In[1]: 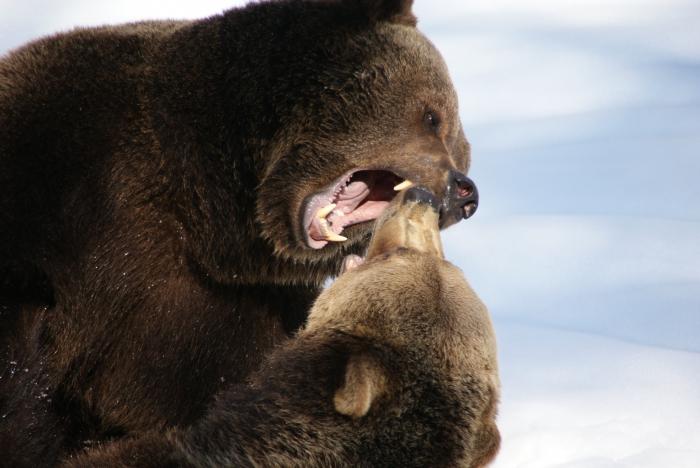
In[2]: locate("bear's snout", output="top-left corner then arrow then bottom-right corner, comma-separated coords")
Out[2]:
365,186 -> 444,260
403,186 -> 440,210
440,170 -> 479,228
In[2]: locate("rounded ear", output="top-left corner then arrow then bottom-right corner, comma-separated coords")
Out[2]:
334,353 -> 387,418
353,0 -> 417,26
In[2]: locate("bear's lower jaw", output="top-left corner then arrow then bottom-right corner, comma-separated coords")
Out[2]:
302,169 -> 404,249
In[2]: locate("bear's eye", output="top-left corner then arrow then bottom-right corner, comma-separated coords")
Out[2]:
423,110 -> 441,133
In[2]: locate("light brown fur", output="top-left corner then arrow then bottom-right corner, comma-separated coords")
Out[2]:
304,188 -> 501,466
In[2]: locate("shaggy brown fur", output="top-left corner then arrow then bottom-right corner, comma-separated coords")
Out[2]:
64,188 -> 500,467
0,0 -> 477,464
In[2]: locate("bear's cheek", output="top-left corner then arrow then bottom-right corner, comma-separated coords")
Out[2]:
256,116 -> 471,254
367,135 -> 464,202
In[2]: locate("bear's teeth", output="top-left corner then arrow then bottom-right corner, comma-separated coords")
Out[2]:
316,203 -> 337,219
319,218 -> 347,242
393,180 -> 414,191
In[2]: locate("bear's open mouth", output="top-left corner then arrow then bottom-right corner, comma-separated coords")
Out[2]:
302,169 -> 404,249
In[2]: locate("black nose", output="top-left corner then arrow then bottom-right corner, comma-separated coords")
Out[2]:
451,171 -> 479,219
440,170 -> 479,228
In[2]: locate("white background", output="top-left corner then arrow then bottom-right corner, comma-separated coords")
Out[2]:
2,1 -> 699,466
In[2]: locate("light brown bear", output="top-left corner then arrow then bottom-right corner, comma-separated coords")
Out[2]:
65,187 -> 499,467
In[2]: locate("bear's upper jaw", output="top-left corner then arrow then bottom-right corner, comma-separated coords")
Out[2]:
303,169 -> 404,250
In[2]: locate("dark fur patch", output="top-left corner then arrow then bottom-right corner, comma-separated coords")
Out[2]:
1,0 -> 472,464
356,0 -> 417,26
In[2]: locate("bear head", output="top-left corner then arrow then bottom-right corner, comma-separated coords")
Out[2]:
165,0 -> 476,286
256,0 -> 473,258
303,187 -> 500,466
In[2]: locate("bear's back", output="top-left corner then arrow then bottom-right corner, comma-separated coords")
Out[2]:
0,21 -> 184,263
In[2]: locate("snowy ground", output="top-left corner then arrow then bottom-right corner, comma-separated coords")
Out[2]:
2,1 -> 699,466
494,321 -> 700,468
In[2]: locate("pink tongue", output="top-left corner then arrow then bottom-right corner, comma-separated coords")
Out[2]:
336,181 -> 369,212
308,180 -> 373,243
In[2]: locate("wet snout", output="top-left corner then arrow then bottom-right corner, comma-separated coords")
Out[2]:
440,170 -> 479,229
365,187 -> 444,260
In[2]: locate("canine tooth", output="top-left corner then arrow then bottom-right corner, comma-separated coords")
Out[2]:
316,203 -> 337,219
319,218 -> 347,242
325,232 -> 348,242
393,180 -> 414,191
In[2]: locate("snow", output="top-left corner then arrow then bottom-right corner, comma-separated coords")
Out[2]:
2,0 -> 699,466
493,321 -> 700,468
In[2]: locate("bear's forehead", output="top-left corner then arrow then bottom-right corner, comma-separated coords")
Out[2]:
378,24 -> 450,72
368,24 -> 458,101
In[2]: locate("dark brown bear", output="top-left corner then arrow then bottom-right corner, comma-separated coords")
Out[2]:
64,188 -> 500,467
0,0 -> 479,465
